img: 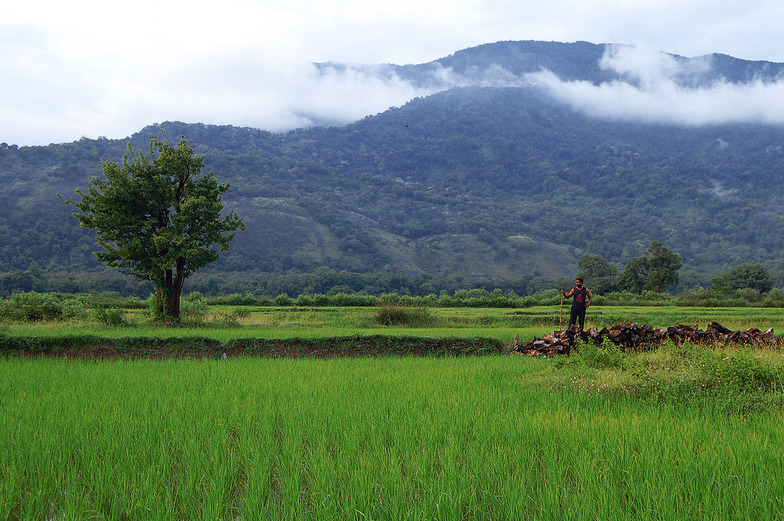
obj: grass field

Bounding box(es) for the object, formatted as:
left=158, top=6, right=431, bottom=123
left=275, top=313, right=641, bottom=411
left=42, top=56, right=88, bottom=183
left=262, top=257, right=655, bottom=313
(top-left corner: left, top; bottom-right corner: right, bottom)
left=2, top=305, right=784, bottom=520
left=2, top=304, right=783, bottom=344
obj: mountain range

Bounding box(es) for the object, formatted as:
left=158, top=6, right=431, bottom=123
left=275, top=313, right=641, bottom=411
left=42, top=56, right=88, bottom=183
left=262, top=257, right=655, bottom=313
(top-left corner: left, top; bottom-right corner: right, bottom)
left=2, top=40, right=784, bottom=297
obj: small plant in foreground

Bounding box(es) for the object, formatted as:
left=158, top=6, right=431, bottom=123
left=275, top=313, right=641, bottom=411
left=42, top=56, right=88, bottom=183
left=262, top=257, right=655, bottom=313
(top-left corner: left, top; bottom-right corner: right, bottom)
left=555, top=338, right=627, bottom=371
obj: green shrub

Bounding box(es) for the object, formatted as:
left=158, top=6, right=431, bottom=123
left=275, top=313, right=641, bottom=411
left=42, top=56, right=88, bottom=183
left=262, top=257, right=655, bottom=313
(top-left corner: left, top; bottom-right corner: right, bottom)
left=295, top=294, right=314, bottom=306
left=375, top=303, right=434, bottom=327
left=330, top=292, right=378, bottom=307
left=274, top=293, right=293, bottom=306
left=312, top=294, right=330, bottom=306
left=762, top=288, right=784, bottom=308
left=94, top=307, right=128, bottom=326
left=705, top=353, right=784, bottom=393
left=555, top=341, right=784, bottom=414
left=0, top=292, right=87, bottom=321
left=182, top=292, right=209, bottom=319
left=146, top=293, right=165, bottom=320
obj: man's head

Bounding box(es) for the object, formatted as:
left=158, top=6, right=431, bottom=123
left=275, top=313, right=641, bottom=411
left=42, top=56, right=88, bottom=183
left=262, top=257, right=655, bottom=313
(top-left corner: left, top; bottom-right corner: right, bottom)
left=575, top=277, right=583, bottom=288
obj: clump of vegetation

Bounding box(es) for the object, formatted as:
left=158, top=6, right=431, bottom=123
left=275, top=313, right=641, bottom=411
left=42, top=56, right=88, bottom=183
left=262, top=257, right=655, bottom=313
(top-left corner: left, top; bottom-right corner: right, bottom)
left=93, top=307, right=128, bottom=327
left=552, top=341, right=784, bottom=414
left=181, top=292, right=210, bottom=321
left=0, top=292, right=88, bottom=321
left=210, top=308, right=250, bottom=327
left=574, top=338, right=628, bottom=370
left=87, top=292, right=147, bottom=310
left=375, top=302, right=435, bottom=327
left=143, top=291, right=251, bottom=328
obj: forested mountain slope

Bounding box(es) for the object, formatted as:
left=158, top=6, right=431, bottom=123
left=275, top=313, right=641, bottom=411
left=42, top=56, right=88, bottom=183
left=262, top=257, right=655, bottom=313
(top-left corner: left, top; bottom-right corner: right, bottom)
left=2, top=41, right=784, bottom=296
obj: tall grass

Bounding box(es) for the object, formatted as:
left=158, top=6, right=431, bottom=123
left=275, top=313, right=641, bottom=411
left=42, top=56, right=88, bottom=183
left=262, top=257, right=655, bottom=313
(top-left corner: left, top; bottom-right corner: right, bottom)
left=551, top=339, right=784, bottom=415
left=2, top=355, right=783, bottom=520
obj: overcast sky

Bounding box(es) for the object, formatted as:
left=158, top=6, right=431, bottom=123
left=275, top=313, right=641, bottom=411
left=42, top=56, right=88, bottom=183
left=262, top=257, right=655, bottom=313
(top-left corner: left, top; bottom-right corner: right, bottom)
left=3, top=0, right=784, bottom=146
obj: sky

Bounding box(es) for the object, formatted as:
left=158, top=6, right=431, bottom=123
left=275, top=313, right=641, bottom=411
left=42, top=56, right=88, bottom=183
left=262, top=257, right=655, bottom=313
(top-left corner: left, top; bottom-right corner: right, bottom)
left=3, top=0, right=784, bottom=146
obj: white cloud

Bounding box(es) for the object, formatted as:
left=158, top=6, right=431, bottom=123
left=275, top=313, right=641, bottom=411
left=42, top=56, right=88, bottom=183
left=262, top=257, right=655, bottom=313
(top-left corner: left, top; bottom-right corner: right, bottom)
left=525, top=44, right=784, bottom=126
left=3, top=0, right=784, bottom=145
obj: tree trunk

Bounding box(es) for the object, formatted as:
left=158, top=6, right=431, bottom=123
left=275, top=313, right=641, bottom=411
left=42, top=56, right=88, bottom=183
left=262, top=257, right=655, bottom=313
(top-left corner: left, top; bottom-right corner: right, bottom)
left=166, top=285, right=181, bottom=320
left=163, top=258, right=187, bottom=321
left=167, top=258, right=187, bottom=320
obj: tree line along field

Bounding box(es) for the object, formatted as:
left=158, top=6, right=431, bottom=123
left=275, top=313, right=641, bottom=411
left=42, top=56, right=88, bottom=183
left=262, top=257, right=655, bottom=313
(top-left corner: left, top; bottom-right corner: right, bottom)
left=2, top=304, right=784, bottom=519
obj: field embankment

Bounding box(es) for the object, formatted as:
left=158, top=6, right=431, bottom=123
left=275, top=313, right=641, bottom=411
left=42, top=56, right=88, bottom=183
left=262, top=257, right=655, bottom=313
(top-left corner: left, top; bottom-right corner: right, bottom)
left=0, top=333, right=504, bottom=359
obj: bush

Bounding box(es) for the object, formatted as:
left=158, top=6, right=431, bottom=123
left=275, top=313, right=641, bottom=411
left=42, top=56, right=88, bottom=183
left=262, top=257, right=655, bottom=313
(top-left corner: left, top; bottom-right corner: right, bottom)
left=145, top=292, right=209, bottom=323
left=762, top=288, right=784, bottom=308
left=295, top=294, right=314, bottom=306
left=274, top=293, right=293, bottom=306
left=182, top=292, right=210, bottom=321
left=330, top=292, right=378, bottom=307
left=146, top=293, right=165, bottom=320
left=375, top=303, right=434, bottom=327
left=0, top=292, right=87, bottom=321
left=704, top=352, right=784, bottom=393
left=313, top=294, right=330, bottom=306
left=94, top=307, right=128, bottom=326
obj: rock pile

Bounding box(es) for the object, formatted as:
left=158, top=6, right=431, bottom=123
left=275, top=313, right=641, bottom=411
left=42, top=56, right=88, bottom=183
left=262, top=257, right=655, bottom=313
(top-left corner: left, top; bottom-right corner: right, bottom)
left=513, top=321, right=779, bottom=356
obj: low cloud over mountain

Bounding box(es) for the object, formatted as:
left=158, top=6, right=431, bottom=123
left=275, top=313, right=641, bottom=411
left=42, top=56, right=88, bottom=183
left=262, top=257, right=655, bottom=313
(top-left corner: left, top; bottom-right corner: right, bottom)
left=315, top=41, right=784, bottom=129
left=528, top=44, right=784, bottom=126
left=4, top=40, right=784, bottom=145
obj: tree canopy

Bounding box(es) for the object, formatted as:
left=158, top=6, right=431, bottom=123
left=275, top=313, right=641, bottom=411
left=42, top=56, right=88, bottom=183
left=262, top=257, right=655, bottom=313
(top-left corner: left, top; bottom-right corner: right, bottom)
left=576, top=254, right=618, bottom=295
left=711, top=263, right=773, bottom=294
left=64, top=135, right=244, bottom=320
left=617, top=241, right=682, bottom=294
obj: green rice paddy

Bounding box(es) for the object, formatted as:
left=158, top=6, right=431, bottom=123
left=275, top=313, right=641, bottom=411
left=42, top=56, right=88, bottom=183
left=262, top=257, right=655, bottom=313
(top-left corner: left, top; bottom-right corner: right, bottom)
left=2, top=305, right=784, bottom=520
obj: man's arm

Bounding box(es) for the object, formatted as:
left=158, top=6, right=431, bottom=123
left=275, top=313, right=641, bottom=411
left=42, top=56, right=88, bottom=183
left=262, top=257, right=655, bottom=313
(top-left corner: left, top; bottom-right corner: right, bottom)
left=586, top=289, right=592, bottom=307
left=561, top=288, right=574, bottom=299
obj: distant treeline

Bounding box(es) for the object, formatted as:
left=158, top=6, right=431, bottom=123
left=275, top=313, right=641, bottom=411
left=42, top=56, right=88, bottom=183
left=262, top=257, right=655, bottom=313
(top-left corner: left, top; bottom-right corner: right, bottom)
left=3, top=263, right=784, bottom=311
left=197, top=287, right=784, bottom=309
left=0, top=266, right=552, bottom=300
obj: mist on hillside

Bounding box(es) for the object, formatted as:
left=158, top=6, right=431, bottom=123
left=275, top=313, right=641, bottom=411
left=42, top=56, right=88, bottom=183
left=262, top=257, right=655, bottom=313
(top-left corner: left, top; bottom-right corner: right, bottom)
left=6, top=41, right=784, bottom=146
left=310, top=44, right=784, bottom=129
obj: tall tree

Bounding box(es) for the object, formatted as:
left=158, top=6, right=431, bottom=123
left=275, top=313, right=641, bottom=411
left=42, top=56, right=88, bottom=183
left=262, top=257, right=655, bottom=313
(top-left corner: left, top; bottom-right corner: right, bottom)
left=576, top=253, right=618, bottom=295
left=616, top=256, right=650, bottom=294
left=643, top=241, right=682, bottom=292
left=617, top=241, right=682, bottom=293
left=63, top=135, right=244, bottom=321
left=711, top=263, right=773, bottom=293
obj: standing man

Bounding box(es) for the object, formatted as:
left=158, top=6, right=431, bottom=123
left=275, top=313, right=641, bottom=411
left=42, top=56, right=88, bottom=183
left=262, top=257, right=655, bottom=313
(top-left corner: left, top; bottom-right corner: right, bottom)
left=561, top=278, right=592, bottom=330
